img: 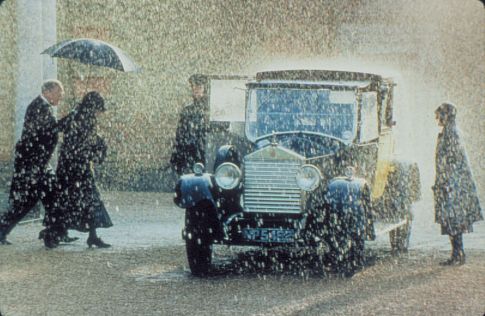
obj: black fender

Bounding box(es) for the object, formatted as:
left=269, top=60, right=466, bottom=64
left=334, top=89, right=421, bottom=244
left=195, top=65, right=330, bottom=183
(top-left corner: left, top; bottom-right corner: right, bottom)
left=214, top=145, right=241, bottom=171
left=326, top=177, right=368, bottom=213
left=174, top=173, right=216, bottom=209
left=326, top=176, right=373, bottom=239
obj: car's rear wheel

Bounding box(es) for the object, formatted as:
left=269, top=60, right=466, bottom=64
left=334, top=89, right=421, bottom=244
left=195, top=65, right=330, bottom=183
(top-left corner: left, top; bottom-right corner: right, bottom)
left=185, top=204, right=213, bottom=276
left=389, top=214, right=412, bottom=253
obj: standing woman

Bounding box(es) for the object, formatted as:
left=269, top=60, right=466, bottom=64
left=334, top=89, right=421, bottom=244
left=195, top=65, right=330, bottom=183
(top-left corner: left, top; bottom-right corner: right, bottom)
left=57, top=91, right=112, bottom=248
left=433, top=102, right=483, bottom=265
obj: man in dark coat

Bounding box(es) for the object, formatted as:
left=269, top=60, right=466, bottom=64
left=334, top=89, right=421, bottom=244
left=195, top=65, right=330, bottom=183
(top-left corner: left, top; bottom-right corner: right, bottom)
left=433, top=102, right=483, bottom=265
left=0, top=80, right=74, bottom=247
left=170, top=74, right=210, bottom=175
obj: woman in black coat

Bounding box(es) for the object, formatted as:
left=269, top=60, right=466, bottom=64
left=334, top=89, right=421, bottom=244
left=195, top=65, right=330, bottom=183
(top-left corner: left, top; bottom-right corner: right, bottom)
left=433, top=102, right=483, bottom=265
left=57, top=91, right=112, bottom=248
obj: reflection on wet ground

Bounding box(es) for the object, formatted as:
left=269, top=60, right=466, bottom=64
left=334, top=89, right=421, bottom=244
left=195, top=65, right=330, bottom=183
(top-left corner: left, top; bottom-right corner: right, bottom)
left=133, top=245, right=395, bottom=283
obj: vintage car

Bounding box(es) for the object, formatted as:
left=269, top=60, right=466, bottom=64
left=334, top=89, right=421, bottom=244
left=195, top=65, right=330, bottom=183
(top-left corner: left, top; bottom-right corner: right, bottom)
left=174, top=70, right=421, bottom=276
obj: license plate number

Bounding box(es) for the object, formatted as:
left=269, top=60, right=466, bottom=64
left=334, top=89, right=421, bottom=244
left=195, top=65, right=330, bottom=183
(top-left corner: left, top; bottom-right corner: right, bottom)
left=242, top=228, right=295, bottom=243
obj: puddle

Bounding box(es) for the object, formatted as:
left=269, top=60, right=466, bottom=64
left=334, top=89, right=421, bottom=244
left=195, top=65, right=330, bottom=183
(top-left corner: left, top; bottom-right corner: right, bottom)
left=135, top=270, right=189, bottom=283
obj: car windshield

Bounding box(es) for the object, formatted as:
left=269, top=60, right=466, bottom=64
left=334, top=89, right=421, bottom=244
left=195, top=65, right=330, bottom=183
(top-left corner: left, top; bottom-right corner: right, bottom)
left=246, top=88, right=357, bottom=142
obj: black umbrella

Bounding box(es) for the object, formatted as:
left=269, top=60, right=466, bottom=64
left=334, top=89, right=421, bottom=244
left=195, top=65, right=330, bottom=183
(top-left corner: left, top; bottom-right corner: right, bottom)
left=42, top=38, right=140, bottom=72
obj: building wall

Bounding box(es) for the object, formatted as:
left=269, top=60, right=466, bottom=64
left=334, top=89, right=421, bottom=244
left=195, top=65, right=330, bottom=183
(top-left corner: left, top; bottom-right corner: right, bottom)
left=55, top=0, right=345, bottom=190
left=0, top=0, right=17, bottom=187
left=1, top=0, right=483, bottom=196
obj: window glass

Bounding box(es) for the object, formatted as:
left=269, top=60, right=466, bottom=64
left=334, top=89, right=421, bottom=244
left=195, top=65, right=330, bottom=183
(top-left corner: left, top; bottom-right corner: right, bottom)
left=360, top=92, right=378, bottom=142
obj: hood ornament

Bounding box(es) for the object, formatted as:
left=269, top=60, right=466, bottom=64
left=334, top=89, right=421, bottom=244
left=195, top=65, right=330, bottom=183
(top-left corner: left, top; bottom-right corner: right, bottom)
left=271, top=131, right=278, bottom=146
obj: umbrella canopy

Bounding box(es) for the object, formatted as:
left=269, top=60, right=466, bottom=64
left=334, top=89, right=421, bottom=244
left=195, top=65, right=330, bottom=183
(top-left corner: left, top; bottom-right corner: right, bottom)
left=42, top=38, right=140, bottom=72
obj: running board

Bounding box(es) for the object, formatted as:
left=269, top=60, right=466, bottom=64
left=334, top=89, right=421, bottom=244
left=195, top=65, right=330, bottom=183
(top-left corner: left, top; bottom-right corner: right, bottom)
left=373, top=219, right=407, bottom=236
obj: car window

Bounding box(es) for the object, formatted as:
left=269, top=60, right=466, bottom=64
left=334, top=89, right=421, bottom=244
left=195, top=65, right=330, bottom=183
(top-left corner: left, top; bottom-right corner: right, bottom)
left=360, top=92, right=379, bottom=142
left=246, top=88, right=356, bottom=142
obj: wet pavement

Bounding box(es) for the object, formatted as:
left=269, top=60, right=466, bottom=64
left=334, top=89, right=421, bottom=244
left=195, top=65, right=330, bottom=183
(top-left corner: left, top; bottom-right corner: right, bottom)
left=1, top=191, right=484, bottom=315
left=1, top=190, right=484, bottom=252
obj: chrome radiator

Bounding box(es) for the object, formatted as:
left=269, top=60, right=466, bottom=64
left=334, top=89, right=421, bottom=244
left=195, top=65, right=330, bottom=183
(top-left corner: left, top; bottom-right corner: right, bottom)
left=243, top=159, right=302, bottom=213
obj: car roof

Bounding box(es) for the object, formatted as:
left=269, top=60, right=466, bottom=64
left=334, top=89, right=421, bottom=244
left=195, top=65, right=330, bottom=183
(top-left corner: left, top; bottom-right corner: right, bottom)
left=251, top=70, right=391, bottom=90
left=249, top=79, right=373, bottom=89
left=256, top=69, right=385, bottom=82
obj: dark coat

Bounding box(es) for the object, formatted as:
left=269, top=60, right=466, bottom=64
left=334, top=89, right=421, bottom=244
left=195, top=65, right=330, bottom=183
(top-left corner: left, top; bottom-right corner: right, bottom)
left=170, top=97, right=210, bottom=175
left=434, top=123, right=483, bottom=235
left=15, top=96, right=61, bottom=167
left=56, top=102, right=112, bottom=232
left=9, top=96, right=71, bottom=210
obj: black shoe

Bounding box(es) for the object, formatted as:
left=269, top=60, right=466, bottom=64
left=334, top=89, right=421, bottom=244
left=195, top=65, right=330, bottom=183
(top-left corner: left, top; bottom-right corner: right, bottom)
left=61, top=235, right=79, bottom=243
left=38, top=229, right=46, bottom=240
left=87, top=236, right=111, bottom=248
left=42, top=233, right=59, bottom=249
left=439, top=255, right=465, bottom=266
left=439, top=257, right=457, bottom=266
left=40, top=229, right=78, bottom=243
left=0, top=231, right=11, bottom=245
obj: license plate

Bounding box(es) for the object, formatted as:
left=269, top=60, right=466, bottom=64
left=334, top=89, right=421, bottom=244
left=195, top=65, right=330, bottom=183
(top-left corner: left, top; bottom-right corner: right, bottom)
left=242, top=228, right=295, bottom=243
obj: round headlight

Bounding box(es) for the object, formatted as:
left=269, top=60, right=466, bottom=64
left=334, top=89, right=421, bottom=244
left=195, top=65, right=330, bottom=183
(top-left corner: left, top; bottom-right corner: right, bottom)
left=214, top=163, right=241, bottom=190
left=192, top=163, right=205, bottom=175
left=296, top=165, right=322, bottom=191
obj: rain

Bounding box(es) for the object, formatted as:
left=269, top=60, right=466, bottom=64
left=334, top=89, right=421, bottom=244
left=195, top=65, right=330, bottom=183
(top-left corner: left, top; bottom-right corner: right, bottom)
left=0, top=0, right=484, bottom=315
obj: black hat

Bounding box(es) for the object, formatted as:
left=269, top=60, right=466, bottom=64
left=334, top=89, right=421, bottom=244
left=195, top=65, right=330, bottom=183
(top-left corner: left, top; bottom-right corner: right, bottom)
left=80, top=91, right=106, bottom=112
left=188, top=74, right=208, bottom=85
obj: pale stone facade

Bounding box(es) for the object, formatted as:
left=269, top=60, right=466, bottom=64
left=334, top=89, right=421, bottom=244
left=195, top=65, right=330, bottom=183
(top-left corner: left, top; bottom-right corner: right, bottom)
left=0, top=0, right=17, bottom=186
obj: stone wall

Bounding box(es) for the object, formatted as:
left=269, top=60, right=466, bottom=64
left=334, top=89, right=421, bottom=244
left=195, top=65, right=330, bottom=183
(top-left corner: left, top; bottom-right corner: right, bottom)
left=0, top=0, right=17, bottom=188
left=55, top=0, right=345, bottom=191
left=1, top=0, right=484, bottom=195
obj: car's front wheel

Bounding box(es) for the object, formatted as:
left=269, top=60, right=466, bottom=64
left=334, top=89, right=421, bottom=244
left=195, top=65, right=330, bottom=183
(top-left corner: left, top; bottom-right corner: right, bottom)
left=326, top=207, right=366, bottom=277
left=185, top=204, right=214, bottom=276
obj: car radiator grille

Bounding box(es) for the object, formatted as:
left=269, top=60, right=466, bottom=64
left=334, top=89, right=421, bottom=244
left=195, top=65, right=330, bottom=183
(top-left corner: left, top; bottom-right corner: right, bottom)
left=243, top=160, right=302, bottom=213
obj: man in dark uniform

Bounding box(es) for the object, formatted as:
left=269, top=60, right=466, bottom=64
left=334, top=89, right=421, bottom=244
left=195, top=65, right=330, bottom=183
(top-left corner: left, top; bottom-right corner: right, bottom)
left=0, top=79, right=75, bottom=248
left=170, top=74, right=210, bottom=175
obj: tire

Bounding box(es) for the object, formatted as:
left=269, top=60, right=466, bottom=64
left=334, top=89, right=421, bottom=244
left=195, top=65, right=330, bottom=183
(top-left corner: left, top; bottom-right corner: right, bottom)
left=326, top=205, right=366, bottom=277
left=317, top=184, right=370, bottom=277
left=385, top=161, right=418, bottom=254
left=345, top=189, right=369, bottom=277
left=389, top=214, right=412, bottom=253
left=347, top=215, right=366, bottom=273
left=185, top=205, right=213, bottom=276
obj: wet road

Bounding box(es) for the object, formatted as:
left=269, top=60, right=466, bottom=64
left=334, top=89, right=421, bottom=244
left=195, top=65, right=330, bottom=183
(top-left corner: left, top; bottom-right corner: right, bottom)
left=1, top=191, right=484, bottom=315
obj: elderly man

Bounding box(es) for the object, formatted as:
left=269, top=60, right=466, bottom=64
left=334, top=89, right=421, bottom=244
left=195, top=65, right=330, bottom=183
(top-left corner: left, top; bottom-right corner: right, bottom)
left=0, top=79, right=75, bottom=248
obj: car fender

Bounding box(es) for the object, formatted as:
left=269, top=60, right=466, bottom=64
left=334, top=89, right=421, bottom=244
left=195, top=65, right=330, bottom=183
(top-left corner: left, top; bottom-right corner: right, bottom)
left=174, top=173, right=216, bottom=209
left=326, top=177, right=369, bottom=225
left=327, top=177, right=367, bottom=206
left=214, top=145, right=241, bottom=171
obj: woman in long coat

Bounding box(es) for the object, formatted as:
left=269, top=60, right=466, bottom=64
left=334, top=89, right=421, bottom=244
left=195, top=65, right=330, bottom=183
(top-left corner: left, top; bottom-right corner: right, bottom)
left=433, top=102, right=483, bottom=265
left=57, top=91, right=112, bottom=248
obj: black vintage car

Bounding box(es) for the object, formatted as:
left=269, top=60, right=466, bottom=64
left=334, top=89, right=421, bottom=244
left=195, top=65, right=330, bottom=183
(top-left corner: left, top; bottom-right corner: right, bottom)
left=174, top=70, right=421, bottom=276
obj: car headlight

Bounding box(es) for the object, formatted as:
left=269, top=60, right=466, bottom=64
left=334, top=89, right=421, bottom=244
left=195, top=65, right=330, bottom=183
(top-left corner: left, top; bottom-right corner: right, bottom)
left=192, top=162, right=205, bottom=175
left=214, top=162, right=241, bottom=190
left=296, top=165, right=322, bottom=191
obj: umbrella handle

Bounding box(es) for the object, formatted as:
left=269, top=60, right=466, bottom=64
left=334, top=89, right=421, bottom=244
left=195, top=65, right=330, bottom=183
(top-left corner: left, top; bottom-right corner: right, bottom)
left=84, top=65, right=92, bottom=94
